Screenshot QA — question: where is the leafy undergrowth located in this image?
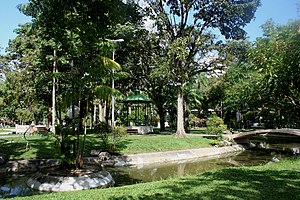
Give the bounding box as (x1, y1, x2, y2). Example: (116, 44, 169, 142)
(12, 157, 300, 200)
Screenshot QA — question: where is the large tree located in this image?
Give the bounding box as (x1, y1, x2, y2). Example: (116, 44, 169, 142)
(144, 0, 261, 137)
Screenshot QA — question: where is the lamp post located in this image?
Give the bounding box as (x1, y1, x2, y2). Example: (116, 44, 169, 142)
(106, 39, 124, 127)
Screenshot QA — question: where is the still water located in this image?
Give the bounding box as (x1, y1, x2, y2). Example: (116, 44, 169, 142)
(1, 135, 300, 198)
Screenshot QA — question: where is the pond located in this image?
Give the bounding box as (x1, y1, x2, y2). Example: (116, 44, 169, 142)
(1, 135, 299, 198)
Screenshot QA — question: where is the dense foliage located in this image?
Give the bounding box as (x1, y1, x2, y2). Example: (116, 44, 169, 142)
(205, 20, 300, 129)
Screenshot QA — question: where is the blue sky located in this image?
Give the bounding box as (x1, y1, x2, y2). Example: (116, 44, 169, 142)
(0, 0, 299, 54)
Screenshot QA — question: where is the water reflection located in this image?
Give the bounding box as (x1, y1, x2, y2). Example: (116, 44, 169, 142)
(108, 158, 229, 186)
(108, 150, 281, 187)
(249, 134, 300, 155)
(0, 173, 43, 198)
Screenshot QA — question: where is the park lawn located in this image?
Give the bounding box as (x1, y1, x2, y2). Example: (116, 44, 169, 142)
(12, 157, 300, 200)
(86, 134, 214, 154)
(0, 128, 14, 133)
(0, 135, 61, 160)
(0, 134, 214, 160)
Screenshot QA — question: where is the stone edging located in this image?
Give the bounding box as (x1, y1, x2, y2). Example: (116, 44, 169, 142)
(0, 145, 245, 173)
(125, 145, 245, 166)
(0, 159, 61, 173)
(84, 145, 245, 167)
(27, 171, 113, 192)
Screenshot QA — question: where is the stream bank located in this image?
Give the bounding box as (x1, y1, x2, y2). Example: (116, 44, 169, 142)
(0, 145, 245, 173)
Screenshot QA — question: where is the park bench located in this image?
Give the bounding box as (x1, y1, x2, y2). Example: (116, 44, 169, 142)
(12, 124, 48, 135)
(13, 125, 30, 134)
(35, 125, 48, 133)
(126, 128, 138, 134)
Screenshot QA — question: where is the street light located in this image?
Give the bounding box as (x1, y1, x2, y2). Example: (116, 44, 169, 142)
(105, 38, 124, 127)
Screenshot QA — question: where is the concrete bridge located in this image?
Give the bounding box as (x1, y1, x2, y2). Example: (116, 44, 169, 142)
(232, 128, 300, 144)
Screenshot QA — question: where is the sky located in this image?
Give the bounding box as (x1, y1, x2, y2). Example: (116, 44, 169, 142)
(0, 0, 299, 55)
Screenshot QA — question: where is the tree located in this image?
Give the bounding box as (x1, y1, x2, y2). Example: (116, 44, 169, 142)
(4, 22, 55, 126)
(144, 0, 261, 137)
(17, 0, 141, 168)
(252, 19, 300, 126)
(207, 20, 300, 129)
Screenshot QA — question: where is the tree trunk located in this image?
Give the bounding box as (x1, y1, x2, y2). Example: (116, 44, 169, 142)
(156, 97, 165, 132)
(176, 84, 187, 137)
(52, 49, 57, 134)
(56, 78, 62, 125)
(93, 102, 97, 124)
(184, 101, 190, 133)
(158, 108, 165, 132)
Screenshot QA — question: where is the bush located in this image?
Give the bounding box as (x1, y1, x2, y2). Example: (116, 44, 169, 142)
(206, 112, 227, 135)
(94, 122, 127, 153)
(190, 116, 206, 128)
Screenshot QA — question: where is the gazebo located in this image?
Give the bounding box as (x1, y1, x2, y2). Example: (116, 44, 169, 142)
(122, 91, 153, 134)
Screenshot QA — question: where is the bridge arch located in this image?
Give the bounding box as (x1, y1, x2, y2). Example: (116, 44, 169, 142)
(232, 129, 300, 144)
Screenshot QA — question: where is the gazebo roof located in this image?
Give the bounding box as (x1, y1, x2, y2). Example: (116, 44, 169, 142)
(124, 92, 151, 103)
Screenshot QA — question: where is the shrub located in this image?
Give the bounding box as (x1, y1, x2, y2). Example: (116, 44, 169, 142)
(190, 116, 206, 128)
(206, 112, 227, 136)
(94, 122, 127, 153)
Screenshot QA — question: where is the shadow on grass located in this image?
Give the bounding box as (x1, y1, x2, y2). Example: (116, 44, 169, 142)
(28, 137, 61, 159)
(0, 139, 28, 159)
(108, 167, 300, 200)
(0, 135, 61, 160)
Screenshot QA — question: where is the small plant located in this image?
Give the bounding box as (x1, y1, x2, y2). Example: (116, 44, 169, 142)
(94, 122, 127, 153)
(190, 116, 206, 128)
(53, 125, 77, 168)
(111, 126, 127, 151)
(206, 112, 227, 136)
(209, 140, 221, 146)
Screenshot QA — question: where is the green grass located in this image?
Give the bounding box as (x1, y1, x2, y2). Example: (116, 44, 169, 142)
(0, 134, 213, 160)
(189, 128, 208, 134)
(117, 134, 212, 154)
(0, 128, 14, 133)
(0, 135, 61, 160)
(12, 157, 300, 200)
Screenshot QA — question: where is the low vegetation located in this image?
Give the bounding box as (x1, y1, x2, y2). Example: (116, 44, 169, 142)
(206, 112, 227, 136)
(11, 157, 300, 200)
